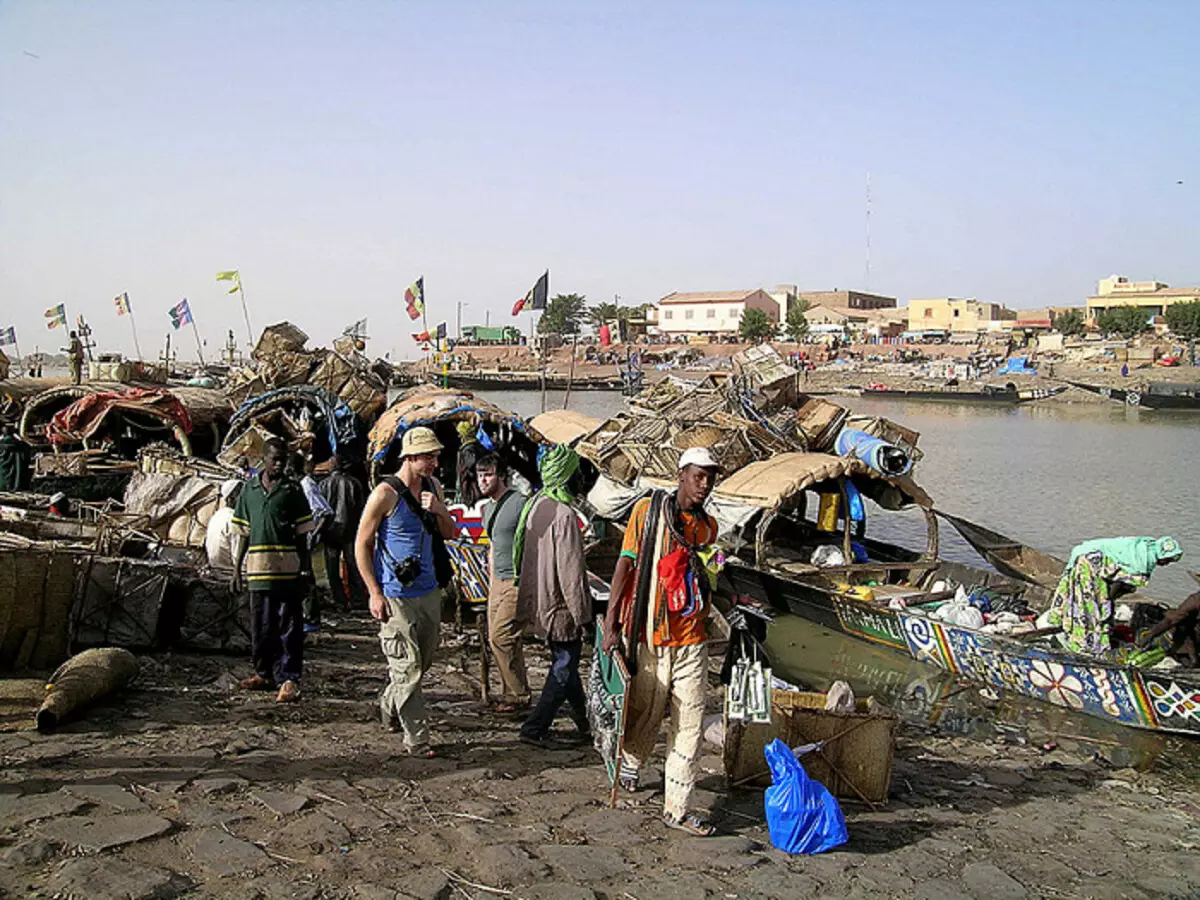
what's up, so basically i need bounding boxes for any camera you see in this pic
[392,555,423,586]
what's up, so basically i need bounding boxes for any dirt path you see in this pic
[0,614,1197,899]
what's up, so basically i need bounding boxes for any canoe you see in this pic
[860,385,1067,404]
[1068,380,1200,411]
[426,371,626,392]
[934,509,1064,591]
[711,452,1200,736]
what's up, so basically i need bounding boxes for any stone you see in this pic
[45,857,188,900]
[396,866,451,900]
[519,885,597,900]
[353,885,400,900]
[961,862,1027,900]
[0,791,86,829]
[36,813,172,852]
[537,844,628,882]
[470,843,550,887]
[572,808,646,846]
[323,801,391,832]
[914,881,970,900]
[272,811,352,853]
[666,834,762,870]
[187,827,271,877]
[0,837,57,867]
[194,776,247,796]
[64,783,147,811]
[253,790,310,817]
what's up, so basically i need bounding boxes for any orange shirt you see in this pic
[620,495,717,647]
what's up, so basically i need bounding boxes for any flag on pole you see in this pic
[44,304,67,329]
[0,326,16,346]
[511,270,549,315]
[216,270,242,294]
[411,330,431,343]
[76,314,86,330]
[436,322,447,342]
[168,299,193,330]
[114,292,131,316]
[405,277,424,321]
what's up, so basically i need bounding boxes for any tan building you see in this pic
[656,289,780,336]
[793,289,897,313]
[907,298,1016,333]
[1086,275,1200,320]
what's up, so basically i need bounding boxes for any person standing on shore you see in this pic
[602,447,722,837]
[514,445,592,748]
[477,452,531,712]
[63,331,83,385]
[230,437,315,704]
[320,451,367,611]
[355,427,455,757]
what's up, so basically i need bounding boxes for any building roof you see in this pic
[659,290,764,305]
[1088,287,1200,300]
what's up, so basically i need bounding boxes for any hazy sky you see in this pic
[1,1,1196,361]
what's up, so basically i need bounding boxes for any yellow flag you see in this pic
[216,270,241,294]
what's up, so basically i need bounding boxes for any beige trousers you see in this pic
[487,574,530,703]
[379,589,442,749]
[621,641,708,819]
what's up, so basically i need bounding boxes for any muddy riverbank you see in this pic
[0,613,1196,899]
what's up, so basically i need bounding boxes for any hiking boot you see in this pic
[239,674,274,692]
[276,680,301,703]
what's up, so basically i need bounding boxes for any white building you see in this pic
[656,289,780,336]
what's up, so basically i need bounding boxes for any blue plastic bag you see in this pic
[763,738,849,855]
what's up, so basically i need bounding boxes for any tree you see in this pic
[783,298,810,342]
[1054,308,1086,337]
[739,307,776,343]
[1166,300,1200,365]
[1095,305,1150,340]
[586,302,619,329]
[538,293,587,335]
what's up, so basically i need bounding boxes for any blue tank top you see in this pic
[374,492,438,599]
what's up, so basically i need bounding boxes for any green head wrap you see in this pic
[510,445,582,586]
[1067,536,1182,579]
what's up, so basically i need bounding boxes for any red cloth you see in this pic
[599,324,611,347]
[47,387,193,445]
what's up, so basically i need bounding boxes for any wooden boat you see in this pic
[713,452,1200,736]
[427,370,626,392]
[934,509,1064,591]
[859,384,1067,404]
[1067,380,1200,410]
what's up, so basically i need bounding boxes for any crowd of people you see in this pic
[208,427,727,837]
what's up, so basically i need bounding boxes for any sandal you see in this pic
[663,812,715,837]
[618,761,640,793]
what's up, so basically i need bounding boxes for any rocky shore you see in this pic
[0,613,1196,900]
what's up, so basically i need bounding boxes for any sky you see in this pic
[1,1,1197,361]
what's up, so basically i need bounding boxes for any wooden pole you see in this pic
[189,316,207,367]
[127,310,144,362]
[563,330,579,410]
[238,283,254,349]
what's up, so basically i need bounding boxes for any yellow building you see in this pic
[907,298,1016,333]
[1086,275,1200,320]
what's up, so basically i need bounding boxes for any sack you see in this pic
[763,738,849,855]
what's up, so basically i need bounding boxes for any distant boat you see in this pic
[857,384,1067,405]
[1067,380,1200,411]
[426,370,625,392]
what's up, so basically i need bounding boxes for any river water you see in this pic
[470,388,1200,767]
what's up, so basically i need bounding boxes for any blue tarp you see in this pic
[994,357,1038,376]
[228,385,358,454]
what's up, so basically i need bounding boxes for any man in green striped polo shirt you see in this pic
[231,436,315,703]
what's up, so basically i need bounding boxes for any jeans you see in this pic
[250,586,305,684]
[521,639,588,739]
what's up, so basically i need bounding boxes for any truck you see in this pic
[459,325,524,346]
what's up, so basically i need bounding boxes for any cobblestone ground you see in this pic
[0,615,1196,900]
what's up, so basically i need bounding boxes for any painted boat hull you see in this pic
[426,372,625,392]
[725,560,1200,736]
[861,386,1067,404]
[1068,381,1200,410]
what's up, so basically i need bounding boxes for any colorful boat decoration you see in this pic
[711,452,1200,736]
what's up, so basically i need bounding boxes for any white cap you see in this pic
[678,447,721,471]
[219,479,241,500]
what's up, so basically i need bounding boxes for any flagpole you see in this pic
[238,282,254,350]
[127,308,145,362]
[189,315,207,367]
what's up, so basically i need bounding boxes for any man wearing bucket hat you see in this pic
[356,426,455,757]
[603,445,722,836]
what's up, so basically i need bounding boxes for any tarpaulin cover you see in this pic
[833,428,913,477]
[47,388,193,446]
[994,356,1038,376]
[227,385,358,454]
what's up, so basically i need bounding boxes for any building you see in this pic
[792,289,897,314]
[1086,275,1200,321]
[907,298,1016,333]
[656,289,780,336]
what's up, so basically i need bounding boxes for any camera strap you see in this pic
[381,475,454,588]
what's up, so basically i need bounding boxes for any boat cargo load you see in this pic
[220,384,361,470]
